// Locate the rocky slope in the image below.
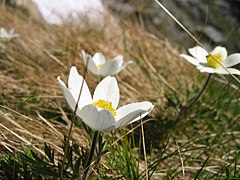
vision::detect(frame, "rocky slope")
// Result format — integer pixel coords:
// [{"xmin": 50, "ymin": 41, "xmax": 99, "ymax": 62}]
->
[
  {"xmin": 5, "ymin": 0, "xmax": 240, "ymax": 52},
  {"xmin": 107, "ymin": 0, "xmax": 240, "ymax": 52}
]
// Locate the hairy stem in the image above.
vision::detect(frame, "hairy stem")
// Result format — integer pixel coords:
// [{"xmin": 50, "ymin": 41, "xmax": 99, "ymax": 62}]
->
[
  {"xmin": 82, "ymin": 131, "xmax": 99, "ymax": 180},
  {"xmin": 176, "ymin": 74, "xmax": 212, "ymax": 124},
  {"xmin": 185, "ymin": 74, "xmax": 212, "ymax": 112},
  {"xmin": 60, "ymin": 59, "xmax": 89, "ymax": 178}
]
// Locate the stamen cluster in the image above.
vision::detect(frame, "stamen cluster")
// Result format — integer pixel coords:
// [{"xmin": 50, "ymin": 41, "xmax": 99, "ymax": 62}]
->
[{"xmin": 93, "ymin": 99, "xmax": 117, "ymax": 116}]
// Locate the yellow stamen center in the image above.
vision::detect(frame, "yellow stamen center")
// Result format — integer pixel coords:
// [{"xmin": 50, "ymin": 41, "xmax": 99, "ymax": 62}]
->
[
  {"xmin": 206, "ymin": 54, "xmax": 222, "ymax": 68},
  {"xmin": 97, "ymin": 64, "xmax": 103, "ymax": 69},
  {"xmin": 93, "ymin": 99, "xmax": 117, "ymax": 116}
]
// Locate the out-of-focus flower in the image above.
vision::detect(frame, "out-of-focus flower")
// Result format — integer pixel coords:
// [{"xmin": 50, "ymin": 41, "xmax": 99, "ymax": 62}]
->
[
  {"xmin": 180, "ymin": 46, "xmax": 240, "ymax": 75},
  {"xmin": 81, "ymin": 50, "xmax": 133, "ymax": 76},
  {"xmin": 0, "ymin": 28, "xmax": 19, "ymax": 40},
  {"xmin": 57, "ymin": 66, "xmax": 153, "ymax": 131}
]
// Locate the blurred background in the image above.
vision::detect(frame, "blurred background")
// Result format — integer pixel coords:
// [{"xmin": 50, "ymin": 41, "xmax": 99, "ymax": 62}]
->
[
  {"xmin": 106, "ymin": 0, "xmax": 240, "ymax": 52},
  {"xmin": 4, "ymin": 0, "xmax": 240, "ymax": 52}
]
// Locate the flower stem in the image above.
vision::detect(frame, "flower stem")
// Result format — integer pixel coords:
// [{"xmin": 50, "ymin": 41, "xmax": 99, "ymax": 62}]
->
[
  {"xmin": 176, "ymin": 74, "xmax": 212, "ymax": 124},
  {"xmin": 185, "ymin": 74, "xmax": 211, "ymax": 111},
  {"xmin": 60, "ymin": 59, "xmax": 90, "ymax": 179},
  {"xmin": 140, "ymin": 118, "xmax": 148, "ymax": 180},
  {"xmin": 82, "ymin": 131, "xmax": 99, "ymax": 180}
]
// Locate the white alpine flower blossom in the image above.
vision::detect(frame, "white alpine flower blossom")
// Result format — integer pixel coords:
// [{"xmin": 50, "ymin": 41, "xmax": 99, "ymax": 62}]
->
[
  {"xmin": 57, "ymin": 66, "xmax": 154, "ymax": 131},
  {"xmin": 0, "ymin": 28, "xmax": 19, "ymax": 40},
  {"xmin": 180, "ymin": 46, "xmax": 240, "ymax": 75},
  {"xmin": 81, "ymin": 50, "xmax": 133, "ymax": 77}
]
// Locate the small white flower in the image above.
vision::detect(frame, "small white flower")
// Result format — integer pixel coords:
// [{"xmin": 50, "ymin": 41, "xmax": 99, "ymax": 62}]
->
[
  {"xmin": 57, "ymin": 66, "xmax": 154, "ymax": 131},
  {"xmin": 0, "ymin": 28, "xmax": 19, "ymax": 40},
  {"xmin": 180, "ymin": 46, "xmax": 240, "ymax": 75},
  {"xmin": 81, "ymin": 50, "xmax": 133, "ymax": 76}
]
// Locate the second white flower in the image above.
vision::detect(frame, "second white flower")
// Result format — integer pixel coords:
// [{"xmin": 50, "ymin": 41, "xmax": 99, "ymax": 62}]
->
[{"xmin": 81, "ymin": 50, "xmax": 133, "ymax": 77}]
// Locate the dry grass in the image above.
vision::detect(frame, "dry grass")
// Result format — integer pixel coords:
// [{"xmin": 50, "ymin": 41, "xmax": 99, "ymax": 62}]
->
[{"xmin": 2, "ymin": 5, "xmax": 238, "ymax": 179}]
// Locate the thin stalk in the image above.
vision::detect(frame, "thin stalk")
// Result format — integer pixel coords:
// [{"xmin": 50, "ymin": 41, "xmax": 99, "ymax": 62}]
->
[
  {"xmin": 184, "ymin": 74, "xmax": 211, "ymax": 112},
  {"xmin": 60, "ymin": 59, "xmax": 90, "ymax": 178},
  {"xmin": 176, "ymin": 74, "xmax": 212, "ymax": 124},
  {"xmin": 140, "ymin": 118, "xmax": 148, "ymax": 180},
  {"xmin": 82, "ymin": 131, "xmax": 99, "ymax": 180},
  {"xmin": 95, "ymin": 132, "xmax": 104, "ymax": 173}
]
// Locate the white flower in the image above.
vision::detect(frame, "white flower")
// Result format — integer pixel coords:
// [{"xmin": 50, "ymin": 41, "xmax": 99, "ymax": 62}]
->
[
  {"xmin": 0, "ymin": 28, "xmax": 19, "ymax": 40},
  {"xmin": 81, "ymin": 50, "xmax": 133, "ymax": 76},
  {"xmin": 57, "ymin": 66, "xmax": 154, "ymax": 131},
  {"xmin": 180, "ymin": 46, "xmax": 240, "ymax": 75}
]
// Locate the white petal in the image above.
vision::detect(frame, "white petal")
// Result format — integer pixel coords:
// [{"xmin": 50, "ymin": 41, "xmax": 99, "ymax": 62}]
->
[
  {"xmin": 112, "ymin": 55, "xmax": 123, "ymax": 62},
  {"xmin": 211, "ymin": 46, "xmax": 227, "ymax": 60},
  {"xmin": 93, "ymin": 76, "xmax": 119, "ymax": 109},
  {"xmin": 56, "ymin": 76, "xmax": 81, "ymax": 115},
  {"xmin": 92, "ymin": 52, "xmax": 106, "ymax": 65},
  {"xmin": 222, "ymin": 53, "xmax": 240, "ymax": 68},
  {"xmin": 180, "ymin": 54, "xmax": 201, "ymax": 66},
  {"xmin": 99, "ymin": 55, "xmax": 124, "ymax": 76},
  {"xmin": 198, "ymin": 66, "xmax": 217, "ymax": 73},
  {"xmin": 68, "ymin": 66, "xmax": 92, "ymax": 109},
  {"xmin": 120, "ymin": 60, "xmax": 134, "ymax": 71},
  {"xmin": 115, "ymin": 101, "xmax": 154, "ymax": 129},
  {"xmin": 8, "ymin": 29, "xmax": 19, "ymax": 38},
  {"xmin": 79, "ymin": 104, "xmax": 116, "ymax": 131},
  {"xmin": 214, "ymin": 67, "xmax": 240, "ymax": 75},
  {"xmin": 81, "ymin": 50, "xmax": 99, "ymax": 75},
  {"xmin": 188, "ymin": 46, "xmax": 208, "ymax": 62}
]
